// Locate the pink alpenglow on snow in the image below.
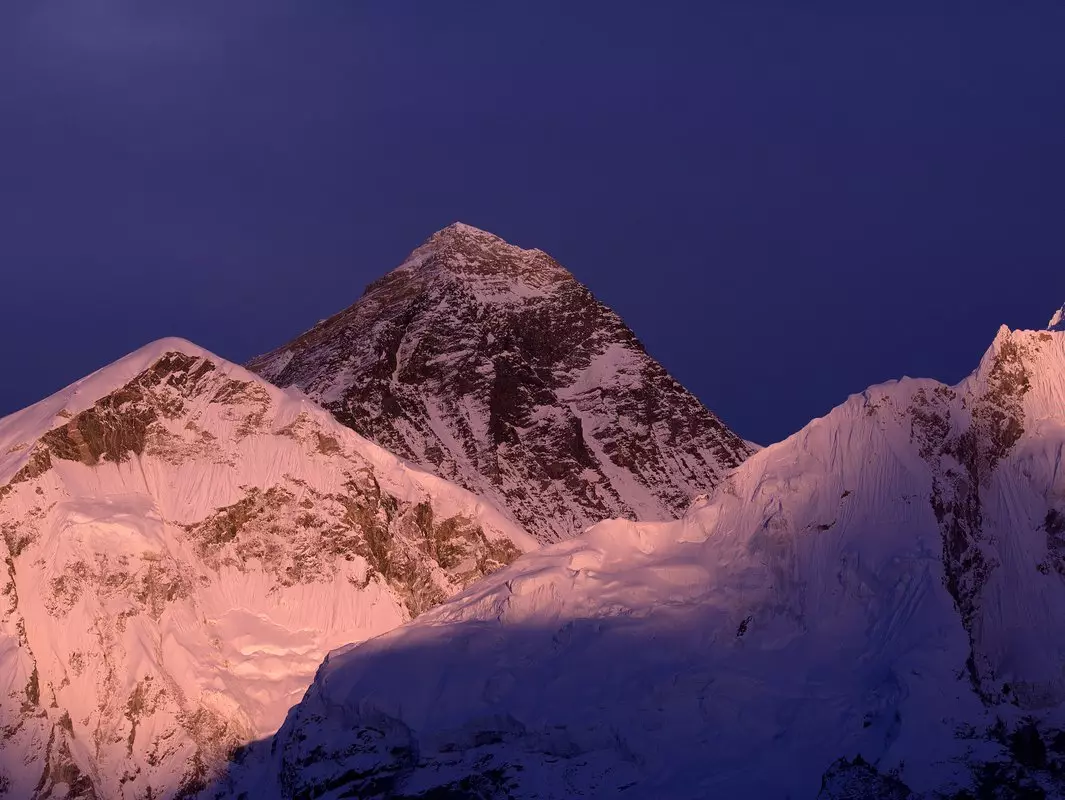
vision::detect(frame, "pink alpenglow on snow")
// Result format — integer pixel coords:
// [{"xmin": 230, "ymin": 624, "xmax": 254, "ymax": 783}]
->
[
  {"xmin": 218, "ymin": 319, "xmax": 1065, "ymax": 799},
  {"xmin": 0, "ymin": 338, "xmax": 534, "ymax": 799}
]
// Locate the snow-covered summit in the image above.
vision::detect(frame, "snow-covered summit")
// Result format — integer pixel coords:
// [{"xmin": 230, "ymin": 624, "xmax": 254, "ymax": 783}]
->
[
  {"xmin": 1048, "ymin": 302, "xmax": 1064, "ymax": 331},
  {"xmin": 431, "ymin": 221, "xmax": 510, "ymax": 246},
  {"xmin": 0, "ymin": 337, "xmax": 259, "ymax": 483},
  {"xmin": 248, "ymin": 225, "xmax": 753, "ymax": 543},
  {"xmin": 225, "ymin": 325, "xmax": 1065, "ymax": 799},
  {"xmin": 0, "ymin": 337, "xmax": 534, "ymax": 799},
  {"xmin": 422, "ymin": 221, "xmax": 538, "ymax": 259},
  {"xmin": 379, "ymin": 222, "xmax": 570, "ymax": 299}
]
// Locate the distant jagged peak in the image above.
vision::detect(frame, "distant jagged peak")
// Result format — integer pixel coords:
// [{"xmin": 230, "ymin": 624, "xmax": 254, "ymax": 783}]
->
[
  {"xmin": 407, "ymin": 221, "xmax": 524, "ymax": 263},
  {"xmin": 432, "ymin": 221, "xmax": 508, "ymax": 244},
  {"xmin": 248, "ymin": 222, "xmax": 754, "ymax": 544},
  {"xmin": 1048, "ymin": 302, "xmax": 1064, "ymax": 331},
  {"xmin": 381, "ymin": 222, "xmax": 570, "ymax": 296}
]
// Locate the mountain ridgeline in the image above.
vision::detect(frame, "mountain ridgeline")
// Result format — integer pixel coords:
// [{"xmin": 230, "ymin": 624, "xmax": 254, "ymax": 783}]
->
[
  {"xmin": 220, "ymin": 320, "xmax": 1065, "ymax": 799},
  {"xmin": 2, "ymin": 219, "xmax": 1062, "ymax": 800},
  {"xmin": 0, "ymin": 225, "xmax": 752, "ymax": 799}
]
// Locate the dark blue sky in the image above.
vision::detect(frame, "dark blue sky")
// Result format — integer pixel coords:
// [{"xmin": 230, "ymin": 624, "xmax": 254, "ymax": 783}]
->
[{"xmin": 2, "ymin": 3, "xmax": 1063, "ymax": 445}]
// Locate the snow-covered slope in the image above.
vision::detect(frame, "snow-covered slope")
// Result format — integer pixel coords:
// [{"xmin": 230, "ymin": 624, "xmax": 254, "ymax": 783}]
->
[
  {"xmin": 248, "ymin": 223, "xmax": 753, "ymax": 543},
  {"xmin": 0, "ymin": 339, "xmax": 534, "ymax": 799},
  {"xmin": 221, "ymin": 323, "xmax": 1065, "ymax": 799}
]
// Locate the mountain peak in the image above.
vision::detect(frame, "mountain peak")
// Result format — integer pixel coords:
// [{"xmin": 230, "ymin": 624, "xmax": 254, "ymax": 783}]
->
[
  {"xmin": 1048, "ymin": 302, "xmax": 1064, "ymax": 331},
  {"xmin": 412, "ymin": 222, "xmax": 521, "ymax": 260},
  {"xmin": 433, "ymin": 221, "xmax": 505, "ymax": 241},
  {"xmin": 248, "ymin": 227, "xmax": 753, "ymax": 543},
  {"xmin": 373, "ymin": 222, "xmax": 572, "ymax": 303}
]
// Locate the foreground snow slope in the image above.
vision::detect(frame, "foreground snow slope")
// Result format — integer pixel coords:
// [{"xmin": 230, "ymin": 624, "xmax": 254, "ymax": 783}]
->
[
  {"xmin": 249, "ymin": 223, "xmax": 753, "ymax": 543},
  {"xmin": 219, "ymin": 324, "xmax": 1065, "ymax": 799},
  {"xmin": 0, "ymin": 338, "xmax": 535, "ymax": 799}
]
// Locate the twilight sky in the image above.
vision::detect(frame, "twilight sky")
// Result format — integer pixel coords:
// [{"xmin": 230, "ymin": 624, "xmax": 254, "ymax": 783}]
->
[{"xmin": 1, "ymin": 2, "xmax": 1063, "ymax": 445}]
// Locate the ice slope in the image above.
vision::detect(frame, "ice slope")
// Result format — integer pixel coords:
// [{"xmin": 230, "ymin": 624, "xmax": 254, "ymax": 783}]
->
[
  {"xmin": 248, "ymin": 223, "xmax": 753, "ymax": 543},
  {"xmin": 0, "ymin": 338, "xmax": 535, "ymax": 799},
  {"xmin": 220, "ymin": 324, "xmax": 1065, "ymax": 799}
]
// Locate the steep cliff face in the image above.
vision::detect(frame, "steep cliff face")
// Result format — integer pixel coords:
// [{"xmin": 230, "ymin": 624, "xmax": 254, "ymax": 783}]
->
[
  {"xmin": 224, "ymin": 325, "xmax": 1065, "ymax": 799},
  {"xmin": 0, "ymin": 339, "xmax": 533, "ymax": 799},
  {"xmin": 248, "ymin": 223, "xmax": 753, "ymax": 543}
]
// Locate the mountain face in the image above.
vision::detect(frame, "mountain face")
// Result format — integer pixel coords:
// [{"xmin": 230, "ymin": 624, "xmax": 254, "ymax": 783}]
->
[
  {"xmin": 0, "ymin": 339, "xmax": 533, "ymax": 800},
  {"xmin": 248, "ymin": 223, "xmax": 753, "ymax": 543},
  {"xmin": 220, "ymin": 324, "xmax": 1065, "ymax": 799},
  {"xmin": 1050, "ymin": 303, "xmax": 1064, "ymax": 332}
]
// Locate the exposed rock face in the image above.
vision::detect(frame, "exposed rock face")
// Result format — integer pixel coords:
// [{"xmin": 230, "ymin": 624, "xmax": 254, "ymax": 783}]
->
[
  {"xmin": 0, "ymin": 339, "xmax": 532, "ymax": 800},
  {"xmin": 248, "ymin": 223, "xmax": 753, "ymax": 543},
  {"xmin": 817, "ymin": 756, "xmax": 915, "ymax": 800},
  {"xmin": 906, "ymin": 328, "xmax": 1041, "ymax": 700},
  {"xmin": 218, "ymin": 325, "xmax": 1065, "ymax": 799}
]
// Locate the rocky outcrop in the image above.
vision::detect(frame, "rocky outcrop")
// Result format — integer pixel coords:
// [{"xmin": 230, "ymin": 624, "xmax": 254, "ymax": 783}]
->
[{"xmin": 249, "ymin": 223, "xmax": 753, "ymax": 543}]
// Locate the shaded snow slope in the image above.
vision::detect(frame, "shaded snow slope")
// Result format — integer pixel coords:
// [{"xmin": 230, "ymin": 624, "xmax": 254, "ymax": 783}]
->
[
  {"xmin": 248, "ymin": 223, "xmax": 753, "ymax": 543},
  {"xmin": 219, "ymin": 325, "xmax": 1065, "ymax": 799},
  {"xmin": 0, "ymin": 338, "xmax": 534, "ymax": 799}
]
